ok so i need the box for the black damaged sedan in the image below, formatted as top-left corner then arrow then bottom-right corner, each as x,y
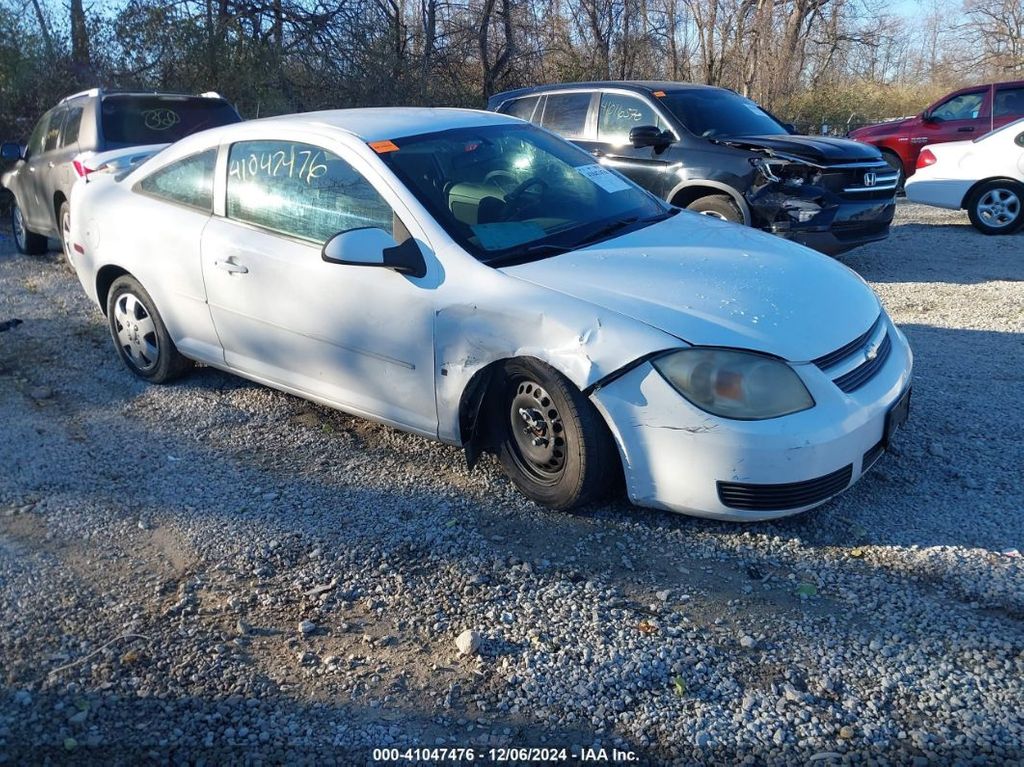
488,82 -> 898,255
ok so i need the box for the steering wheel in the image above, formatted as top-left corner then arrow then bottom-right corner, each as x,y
501,176 -> 548,219
484,169 -> 518,193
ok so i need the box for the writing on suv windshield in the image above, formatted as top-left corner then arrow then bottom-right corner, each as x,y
376,124 -> 669,264
658,91 -> 786,138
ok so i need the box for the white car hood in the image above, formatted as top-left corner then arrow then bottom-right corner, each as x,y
501,214 -> 881,362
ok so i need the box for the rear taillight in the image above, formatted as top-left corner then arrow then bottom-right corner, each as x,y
72,160 -> 94,177
916,149 -> 937,169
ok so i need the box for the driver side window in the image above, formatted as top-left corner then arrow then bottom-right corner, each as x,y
598,93 -> 664,143
26,113 -> 51,157
226,140 -> 394,244
932,92 -> 984,121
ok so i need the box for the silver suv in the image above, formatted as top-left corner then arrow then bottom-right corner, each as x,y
1,89 -> 241,259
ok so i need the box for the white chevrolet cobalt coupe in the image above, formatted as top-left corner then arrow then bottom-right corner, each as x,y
68,109 -> 912,521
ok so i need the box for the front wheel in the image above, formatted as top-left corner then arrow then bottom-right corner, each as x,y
106,276 -> 192,383
496,358 -> 619,510
11,201 -> 47,255
686,194 -> 743,223
966,180 -> 1024,235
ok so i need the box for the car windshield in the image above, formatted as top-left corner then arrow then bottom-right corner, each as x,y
101,96 -> 241,148
659,90 -> 787,138
376,123 -> 671,265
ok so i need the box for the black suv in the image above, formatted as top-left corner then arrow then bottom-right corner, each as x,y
1,89 -> 241,260
488,82 -> 897,255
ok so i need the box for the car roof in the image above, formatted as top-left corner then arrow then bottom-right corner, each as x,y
203,107 -> 518,143
139,107 -> 520,166
490,81 -> 729,105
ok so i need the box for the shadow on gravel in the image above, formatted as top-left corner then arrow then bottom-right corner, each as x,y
839,222 -> 1024,286
0,684 -> 641,766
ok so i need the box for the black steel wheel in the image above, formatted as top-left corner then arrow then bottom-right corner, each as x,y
497,358 -> 619,510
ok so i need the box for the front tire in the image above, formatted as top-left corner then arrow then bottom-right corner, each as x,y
11,201 -> 47,255
966,180 -> 1024,235
496,358 -> 618,510
106,276 -> 191,383
686,194 -> 743,223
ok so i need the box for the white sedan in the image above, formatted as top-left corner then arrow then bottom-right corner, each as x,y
906,117 -> 1024,234
67,108 -> 912,521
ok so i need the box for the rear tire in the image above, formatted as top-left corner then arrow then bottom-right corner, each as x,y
966,180 -> 1024,235
686,194 -> 743,223
106,276 -> 192,383
58,200 -> 74,267
11,201 -> 47,255
496,358 -> 619,511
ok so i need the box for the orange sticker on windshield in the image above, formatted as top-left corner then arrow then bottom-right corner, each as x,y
652,90 -> 666,97
369,140 -> 400,153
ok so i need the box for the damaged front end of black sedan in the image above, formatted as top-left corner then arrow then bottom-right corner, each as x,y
736,143 -> 899,256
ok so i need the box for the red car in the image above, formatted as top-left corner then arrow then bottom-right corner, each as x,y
848,80 -> 1024,185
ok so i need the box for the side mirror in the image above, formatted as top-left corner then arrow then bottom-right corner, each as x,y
629,125 -> 673,149
1,142 -> 24,162
321,227 -> 427,279
782,122 -> 797,134
921,110 -> 936,123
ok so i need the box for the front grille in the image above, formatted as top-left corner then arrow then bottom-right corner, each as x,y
820,163 -> 898,200
833,333 -> 892,392
717,465 -> 853,511
812,317 -> 881,369
813,315 -> 892,393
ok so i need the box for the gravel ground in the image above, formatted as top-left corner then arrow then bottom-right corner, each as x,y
0,201 -> 1021,766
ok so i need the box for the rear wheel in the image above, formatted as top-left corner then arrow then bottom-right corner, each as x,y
686,194 -> 743,223
106,276 -> 192,383
966,180 -> 1024,235
11,201 -> 47,255
496,358 -> 618,510
58,201 -> 74,267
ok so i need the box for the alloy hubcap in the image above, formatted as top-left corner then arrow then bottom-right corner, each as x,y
113,293 -> 160,371
510,380 -> 566,481
977,189 -> 1020,228
61,210 -> 72,262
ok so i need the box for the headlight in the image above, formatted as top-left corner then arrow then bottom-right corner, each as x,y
652,348 -> 814,420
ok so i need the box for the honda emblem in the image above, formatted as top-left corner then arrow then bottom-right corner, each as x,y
863,171 -> 877,187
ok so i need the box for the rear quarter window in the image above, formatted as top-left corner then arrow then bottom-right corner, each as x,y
135,149 -> 217,212
502,96 -> 540,122
100,97 -> 241,148
539,92 -> 593,139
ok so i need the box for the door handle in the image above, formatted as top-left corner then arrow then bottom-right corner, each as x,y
213,259 -> 248,274
957,127 -> 975,132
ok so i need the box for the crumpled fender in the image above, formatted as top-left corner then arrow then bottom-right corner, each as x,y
433,267 -> 682,445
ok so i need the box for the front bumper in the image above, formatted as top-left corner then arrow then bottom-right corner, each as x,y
589,321 -> 913,521
767,198 -> 896,255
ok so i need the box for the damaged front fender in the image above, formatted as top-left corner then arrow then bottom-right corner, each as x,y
433,275 -> 681,446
